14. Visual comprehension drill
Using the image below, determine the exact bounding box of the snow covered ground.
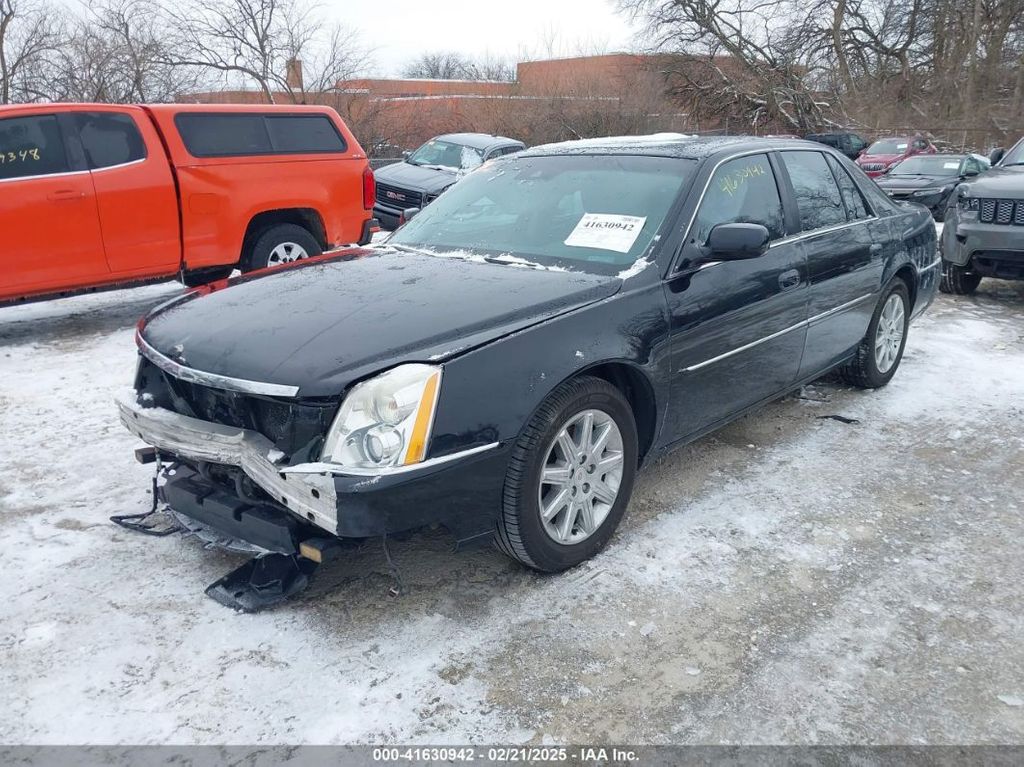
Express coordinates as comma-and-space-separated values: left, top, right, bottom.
1, 273, 1023, 745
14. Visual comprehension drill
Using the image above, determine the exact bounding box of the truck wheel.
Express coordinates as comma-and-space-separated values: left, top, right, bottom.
840, 280, 910, 389
181, 266, 232, 287
939, 262, 981, 295
496, 376, 638, 572
246, 224, 322, 272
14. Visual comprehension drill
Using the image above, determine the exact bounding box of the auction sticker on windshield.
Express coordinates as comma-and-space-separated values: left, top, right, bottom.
565, 213, 647, 253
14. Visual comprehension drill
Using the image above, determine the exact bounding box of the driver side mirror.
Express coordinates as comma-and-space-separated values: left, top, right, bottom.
963, 166, 980, 177
989, 147, 1005, 165
705, 223, 770, 261
402, 150, 412, 160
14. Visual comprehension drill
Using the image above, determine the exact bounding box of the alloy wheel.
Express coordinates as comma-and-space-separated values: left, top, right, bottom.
537, 409, 624, 545
874, 293, 906, 374
267, 242, 309, 266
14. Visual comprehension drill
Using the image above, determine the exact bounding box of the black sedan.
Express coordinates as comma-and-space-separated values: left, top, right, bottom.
875, 153, 988, 220
119, 135, 939, 608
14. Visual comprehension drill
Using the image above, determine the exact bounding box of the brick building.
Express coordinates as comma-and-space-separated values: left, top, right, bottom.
183, 53, 691, 153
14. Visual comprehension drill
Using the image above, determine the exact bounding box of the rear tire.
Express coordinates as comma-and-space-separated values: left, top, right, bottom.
939, 261, 981, 295
840, 279, 910, 389
496, 376, 638, 572
245, 224, 322, 272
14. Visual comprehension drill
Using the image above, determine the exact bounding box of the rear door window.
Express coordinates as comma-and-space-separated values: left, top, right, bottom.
825, 155, 871, 220
780, 151, 847, 231
0, 114, 70, 180
175, 113, 346, 157
75, 112, 147, 169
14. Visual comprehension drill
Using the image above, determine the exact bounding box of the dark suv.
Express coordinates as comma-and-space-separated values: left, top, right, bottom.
805, 132, 869, 160
940, 136, 1024, 293
373, 132, 525, 230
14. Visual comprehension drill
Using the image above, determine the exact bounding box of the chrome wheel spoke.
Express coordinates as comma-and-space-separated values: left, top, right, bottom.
595, 451, 623, 476
592, 479, 618, 506
874, 293, 906, 374
557, 431, 580, 464
558, 503, 578, 541
577, 497, 596, 534
541, 487, 571, 521
542, 464, 571, 485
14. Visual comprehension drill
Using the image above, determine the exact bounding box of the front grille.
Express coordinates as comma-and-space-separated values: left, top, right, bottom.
376, 183, 422, 208
977, 198, 1024, 225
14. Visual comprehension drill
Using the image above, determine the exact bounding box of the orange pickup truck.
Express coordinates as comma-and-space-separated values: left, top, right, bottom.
0, 103, 377, 304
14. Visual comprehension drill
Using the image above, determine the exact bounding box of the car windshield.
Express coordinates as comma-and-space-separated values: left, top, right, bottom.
866, 139, 909, 154
1000, 139, 1024, 166
407, 139, 483, 171
389, 154, 695, 275
891, 156, 963, 175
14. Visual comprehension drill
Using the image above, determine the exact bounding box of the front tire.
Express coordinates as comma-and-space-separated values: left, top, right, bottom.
840, 280, 910, 389
939, 261, 982, 295
496, 376, 638, 572
245, 224, 322, 272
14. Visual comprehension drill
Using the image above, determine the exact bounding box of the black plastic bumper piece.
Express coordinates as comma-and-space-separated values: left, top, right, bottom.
205, 553, 319, 612
160, 467, 303, 555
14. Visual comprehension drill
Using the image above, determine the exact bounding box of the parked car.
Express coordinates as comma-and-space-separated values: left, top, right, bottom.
0, 103, 376, 305
876, 153, 988, 220
856, 135, 936, 178
940, 136, 1024, 294
118, 135, 938, 609
373, 133, 525, 230
805, 131, 869, 160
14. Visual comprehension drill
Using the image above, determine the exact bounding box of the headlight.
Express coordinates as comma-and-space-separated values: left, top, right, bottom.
957, 190, 978, 210
912, 185, 952, 197
321, 364, 442, 470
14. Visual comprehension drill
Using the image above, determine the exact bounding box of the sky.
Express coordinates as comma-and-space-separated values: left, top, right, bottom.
330, 0, 646, 77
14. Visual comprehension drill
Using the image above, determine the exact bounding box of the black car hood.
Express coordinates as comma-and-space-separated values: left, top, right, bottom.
876, 173, 960, 191
373, 161, 461, 194
960, 165, 1024, 197
141, 248, 621, 398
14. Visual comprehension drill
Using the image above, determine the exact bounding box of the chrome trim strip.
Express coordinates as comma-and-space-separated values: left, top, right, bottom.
806, 293, 874, 326
768, 218, 878, 249
682, 293, 875, 372
919, 257, 942, 273
90, 157, 148, 173
0, 169, 90, 185
682, 318, 807, 372
136, 331, 301, 398
282, 442, 502, 477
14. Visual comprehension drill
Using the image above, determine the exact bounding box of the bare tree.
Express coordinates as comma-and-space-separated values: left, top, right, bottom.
0, 0, 62, 103
45, 0, 206, 103
167, 0, 366, 103
402, 51, 514, 82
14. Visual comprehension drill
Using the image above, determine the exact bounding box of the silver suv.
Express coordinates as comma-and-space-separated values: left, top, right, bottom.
940, 136, 1024, 293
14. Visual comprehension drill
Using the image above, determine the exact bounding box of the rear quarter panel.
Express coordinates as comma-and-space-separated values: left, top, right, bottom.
146, 106, 370, 269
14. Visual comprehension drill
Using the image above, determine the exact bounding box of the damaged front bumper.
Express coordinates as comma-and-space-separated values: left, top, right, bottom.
116, 389, 508, 543
117, 389, 340, 532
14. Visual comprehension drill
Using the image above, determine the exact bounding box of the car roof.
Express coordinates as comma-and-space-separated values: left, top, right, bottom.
519, 133, 842, 160
434, 132, 524, 150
